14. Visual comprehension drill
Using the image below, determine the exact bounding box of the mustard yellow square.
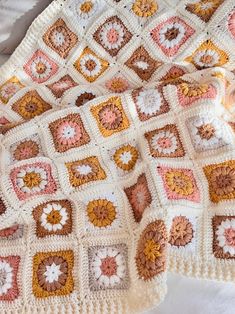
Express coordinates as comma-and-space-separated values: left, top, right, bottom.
32, 250, 74, 298
203, 160, 235, 203
90, 96, 130, 137
66, 156, 106, 188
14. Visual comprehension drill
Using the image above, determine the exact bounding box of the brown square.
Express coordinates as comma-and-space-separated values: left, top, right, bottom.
49, 113, 90, 153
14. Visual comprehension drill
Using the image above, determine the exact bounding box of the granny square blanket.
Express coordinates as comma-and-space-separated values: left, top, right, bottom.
0, 0, 235, 313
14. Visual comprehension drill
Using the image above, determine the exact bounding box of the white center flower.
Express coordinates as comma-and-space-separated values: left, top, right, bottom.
119, 151, 132, 164
44, 263, 62, 283
76, 164, 92, 175
0, 261, 13, 296
134, 60, 149, 70
136, 89, 162, 115
201, 2, 214, 10
62, 125, 76, 139
52, 30, 65, 46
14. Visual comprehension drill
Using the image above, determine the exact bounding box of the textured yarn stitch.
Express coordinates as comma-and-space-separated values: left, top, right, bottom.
0, 0, 235, 313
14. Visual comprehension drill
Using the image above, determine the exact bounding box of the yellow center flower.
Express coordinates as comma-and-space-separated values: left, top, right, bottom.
165, 171, 194, 196
132, 0, 158, 18
87, 199, 117, 227
80, 1, 93, 13
144, 239, 161, 262
46, 209, 62, 225
23, 172, 42, 188
180, 83, 209, 97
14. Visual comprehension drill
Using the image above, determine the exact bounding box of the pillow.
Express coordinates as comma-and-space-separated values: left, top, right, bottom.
0, 0, 52, 54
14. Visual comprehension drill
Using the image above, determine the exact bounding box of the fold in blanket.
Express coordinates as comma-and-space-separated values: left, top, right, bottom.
0, 0, 235, 313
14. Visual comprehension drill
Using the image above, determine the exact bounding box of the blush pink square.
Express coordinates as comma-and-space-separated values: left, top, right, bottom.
10, 162, 57, 201
177, 84, 217, 107
157, 166, 200, 203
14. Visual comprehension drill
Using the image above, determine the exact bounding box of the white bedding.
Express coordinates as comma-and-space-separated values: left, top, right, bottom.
0, 1, 235, 313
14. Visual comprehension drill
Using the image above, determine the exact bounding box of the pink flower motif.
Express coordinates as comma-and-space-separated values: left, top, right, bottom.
224, 227, 235, 247
107, 28, 119, 44
0, 117, 10, 125
0, 225, 19, 237
2, 84, 18, 97
105, 77, 129, 93
100, 108, 117, 124
57, 121, 82, 145
228, 10, 235, 39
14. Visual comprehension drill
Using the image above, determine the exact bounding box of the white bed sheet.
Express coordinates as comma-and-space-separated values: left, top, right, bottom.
0, 49, 234, 314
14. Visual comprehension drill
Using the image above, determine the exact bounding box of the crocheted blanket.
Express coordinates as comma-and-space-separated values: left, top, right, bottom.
0, 0, 235, 313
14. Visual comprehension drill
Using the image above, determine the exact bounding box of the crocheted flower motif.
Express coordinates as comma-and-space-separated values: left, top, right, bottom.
212, 215, 235, 259
74, 47, 109, 82
0, 77, 24, 104
49, 114, 90, 153
70, 0, 104, 29
169, 216, 194, 247
43, 19, 78, 58
32, 250, 74, 297
132, 87, 169, 121
0, 256, 20, 301
125, 46, 162, 81
105, 76, 129, 93
113, 144, 139, 172
145, 124, 185, 158
12, 91, 52, 120
0, 225, 24, 241
75, 0, 98, 18
88, 244, 129, 291
228, 10, 235, 39
186, 0, 224, 23
93, 16, 132, 57
160, 66, 186, 84
24, 50, 58, 83
151, 16, 195, 57
0, 198, 6, 217
12, 139, 40, 161
47, 75, 78, 98
86, 198, 117, 228
124, 174, 152, 223
33, 200, 73, 238
158, 166, 200, 202
11, 163, 57, 201
185, 40, 228, 69
177, 82, 217, 107
132, 0, 158, 18
135, 220, 167, 281
91, 96, 130, 137
203, 160, 235, 203
66, 156, 106, 188
75, 91, 96, 107
187, 115, 230, 152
